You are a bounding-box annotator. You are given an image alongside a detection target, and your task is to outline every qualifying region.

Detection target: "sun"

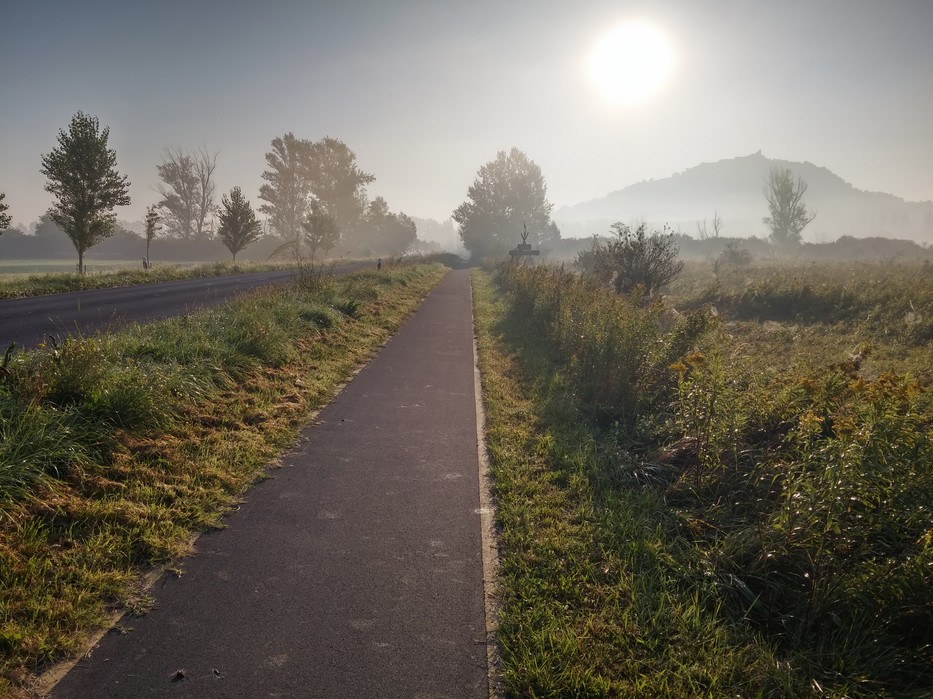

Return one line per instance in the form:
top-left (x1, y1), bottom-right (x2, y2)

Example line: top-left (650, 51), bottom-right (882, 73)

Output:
top-left (586, 20), bottom-right (676, 106)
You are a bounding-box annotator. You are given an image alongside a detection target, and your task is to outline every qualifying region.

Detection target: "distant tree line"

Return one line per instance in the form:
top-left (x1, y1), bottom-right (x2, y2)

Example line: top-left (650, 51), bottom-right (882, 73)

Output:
top-left (1, 112), bottom-right (423, 270)
top-left (6, 112), bottom-right (910, 273)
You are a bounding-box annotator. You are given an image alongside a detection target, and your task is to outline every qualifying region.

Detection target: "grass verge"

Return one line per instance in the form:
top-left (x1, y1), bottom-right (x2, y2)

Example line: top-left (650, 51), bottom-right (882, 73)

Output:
top-left (0, 262), bottom-right (447, 694)
top-left (473, 269), bottom-right (792, 697)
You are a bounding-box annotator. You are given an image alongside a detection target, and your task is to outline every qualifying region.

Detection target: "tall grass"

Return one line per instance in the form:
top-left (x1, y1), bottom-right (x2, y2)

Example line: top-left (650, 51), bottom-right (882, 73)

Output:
top-left (503, 265), bottom-right (709, 426)
top-left (670, 260), bottom-right (933, 344)
top-left (492, 262), bottom-right (932, 696)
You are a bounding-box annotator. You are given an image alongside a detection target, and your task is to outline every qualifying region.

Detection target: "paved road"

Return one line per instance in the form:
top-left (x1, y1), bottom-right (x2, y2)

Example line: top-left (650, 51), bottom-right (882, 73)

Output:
top-left (52, 268), bottom-right (489, 698)
top-left (0, 267), bottom-right (358, 349)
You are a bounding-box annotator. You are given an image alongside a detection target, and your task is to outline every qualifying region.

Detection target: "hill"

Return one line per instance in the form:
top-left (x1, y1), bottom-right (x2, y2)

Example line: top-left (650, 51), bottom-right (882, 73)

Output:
top-left (554, 152), bottom-right (933, 243)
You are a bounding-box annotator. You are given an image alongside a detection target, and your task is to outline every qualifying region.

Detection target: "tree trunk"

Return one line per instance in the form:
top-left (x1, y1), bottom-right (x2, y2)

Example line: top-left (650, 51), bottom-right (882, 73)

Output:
top-left (78, 249), bottom-right (84, 275)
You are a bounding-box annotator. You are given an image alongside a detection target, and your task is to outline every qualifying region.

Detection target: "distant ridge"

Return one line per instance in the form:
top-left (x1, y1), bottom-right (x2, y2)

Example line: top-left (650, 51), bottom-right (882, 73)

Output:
top-left (554, 152), bottom-right (933, 243)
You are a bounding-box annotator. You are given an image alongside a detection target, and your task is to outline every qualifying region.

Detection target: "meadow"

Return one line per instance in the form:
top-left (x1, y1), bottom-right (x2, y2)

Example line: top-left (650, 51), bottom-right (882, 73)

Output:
top-left (474, 259), bottom-right (931, 697)
top-left (0, 261), bottom-right (446, 692)
top-left (0, 260), bottom-right (294, 299)
top-left (0, 260), bottom-right (143, 279)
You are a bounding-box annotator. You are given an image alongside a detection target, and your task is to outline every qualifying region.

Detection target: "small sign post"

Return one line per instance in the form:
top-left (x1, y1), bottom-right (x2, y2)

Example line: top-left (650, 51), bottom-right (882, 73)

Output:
top-left (508, 223), bottom-right (540, 264)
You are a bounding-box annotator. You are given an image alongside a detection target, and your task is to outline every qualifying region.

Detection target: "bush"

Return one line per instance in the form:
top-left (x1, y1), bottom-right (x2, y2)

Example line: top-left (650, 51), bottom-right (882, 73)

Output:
top-left (713, 241), bottom-right (753, 271)
top-left (576, 223), bottom-right (684, 298)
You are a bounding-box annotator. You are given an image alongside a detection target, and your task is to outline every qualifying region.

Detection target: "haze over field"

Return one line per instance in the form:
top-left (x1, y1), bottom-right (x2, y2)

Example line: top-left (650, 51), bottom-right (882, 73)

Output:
top-left (2, 0), bottom-right (932, 243)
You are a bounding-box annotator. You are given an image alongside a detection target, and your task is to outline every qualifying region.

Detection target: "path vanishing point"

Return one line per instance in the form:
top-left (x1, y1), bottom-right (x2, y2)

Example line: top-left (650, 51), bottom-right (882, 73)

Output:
top-left (50, 269), bottom-right (495, 698)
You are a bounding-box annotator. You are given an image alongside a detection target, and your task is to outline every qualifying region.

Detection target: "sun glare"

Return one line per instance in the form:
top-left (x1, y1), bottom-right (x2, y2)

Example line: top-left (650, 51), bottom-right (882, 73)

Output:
top-left (586, 20), bottom-right (676, 106)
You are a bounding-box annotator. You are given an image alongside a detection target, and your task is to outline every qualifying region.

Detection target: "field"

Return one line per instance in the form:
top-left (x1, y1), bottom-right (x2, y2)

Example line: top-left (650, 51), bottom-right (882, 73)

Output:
top-left (0, 259), bottom-right (144, 280)
top-left (0, 260), bottom-right (295, 299)
top-left (474, 259), bottom-right (932, 697)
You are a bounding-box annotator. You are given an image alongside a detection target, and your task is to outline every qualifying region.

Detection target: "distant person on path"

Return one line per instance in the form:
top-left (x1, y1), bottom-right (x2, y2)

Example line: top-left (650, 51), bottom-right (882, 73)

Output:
top-left (377, 258), bottom-right (382, 271)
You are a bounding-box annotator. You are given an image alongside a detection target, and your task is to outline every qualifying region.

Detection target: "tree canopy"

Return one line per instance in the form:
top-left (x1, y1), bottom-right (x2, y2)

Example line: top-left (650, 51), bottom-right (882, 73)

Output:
top-left (259, 133), bottom-right (311, 242)
top-left (0, 192), bottom-right (11, 232)
top-left (156, 147), bottom-right (218, 240)
top-left (307, 137), bottom-right (374, 253)
top-left (763, 167), bottom-right (816, 246)
top-left (217, 187), bottom-right (261, 261)
top-left (40, 111), bottom-right (131, 273)
top-left (301, 200), bottom-right (340, 260)
top-left (452, 148), bottom-right (559, 259)
top-left (363, 196), bottom-right (417, 256)
top-left (259, 134), bottom-right (375, 255)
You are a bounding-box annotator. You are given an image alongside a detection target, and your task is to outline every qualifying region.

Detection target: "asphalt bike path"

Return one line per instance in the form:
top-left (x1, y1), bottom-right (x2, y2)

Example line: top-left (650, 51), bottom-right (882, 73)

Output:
top-left (52, 268), bottom-right (489, 698)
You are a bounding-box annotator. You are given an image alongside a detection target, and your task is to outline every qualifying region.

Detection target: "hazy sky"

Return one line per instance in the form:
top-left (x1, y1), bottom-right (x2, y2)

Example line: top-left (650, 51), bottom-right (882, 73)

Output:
top-left (2, 0), bottom-right (932, 229)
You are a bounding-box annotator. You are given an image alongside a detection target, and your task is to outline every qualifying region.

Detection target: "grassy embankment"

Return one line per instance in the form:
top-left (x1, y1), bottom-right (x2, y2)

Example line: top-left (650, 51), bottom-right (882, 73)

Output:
top-left (473, 261), bottom-right (931, 698)
top-left (0, 260), bottom-right (304, 299)
top-left (0, 262), bottom-right (447, 693)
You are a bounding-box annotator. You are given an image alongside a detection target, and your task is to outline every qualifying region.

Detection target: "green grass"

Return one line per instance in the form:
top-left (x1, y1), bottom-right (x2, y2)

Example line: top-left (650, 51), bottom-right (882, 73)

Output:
top-left (0, 260), bottom-right (296, 299)
top-left (0, 259), bottom-right (148, 279)
top-left (0, 262), bottom-right (448, 693)
top-left (475, 262), bottom-right (932, 698)
top-left (668, 259), bottom-right (933, 344)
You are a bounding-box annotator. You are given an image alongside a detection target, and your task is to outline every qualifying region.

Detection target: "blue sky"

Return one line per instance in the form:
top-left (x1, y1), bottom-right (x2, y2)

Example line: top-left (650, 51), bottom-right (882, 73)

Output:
top-left (2, 0), bottom-right (932, 228)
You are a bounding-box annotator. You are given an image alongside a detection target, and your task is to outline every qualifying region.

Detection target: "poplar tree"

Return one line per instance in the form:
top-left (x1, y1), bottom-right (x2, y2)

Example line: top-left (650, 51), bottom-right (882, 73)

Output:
top-left (217, 187), bottom-right (261, 262)
top-left (40, 112), bottom-right (131, 273)
top-left (144, 204), bottom-right (161, 264)
top-left (259, 133), bottom-right (312, 241)
top-left (763, 167), bottom-right (816, 246)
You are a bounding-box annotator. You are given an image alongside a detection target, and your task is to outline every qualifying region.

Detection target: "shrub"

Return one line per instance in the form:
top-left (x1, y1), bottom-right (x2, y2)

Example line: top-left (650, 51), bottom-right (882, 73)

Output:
top-left (577, 223), bottom-right (684, 298)
top-left (713, 241), bottom-right (753, 271)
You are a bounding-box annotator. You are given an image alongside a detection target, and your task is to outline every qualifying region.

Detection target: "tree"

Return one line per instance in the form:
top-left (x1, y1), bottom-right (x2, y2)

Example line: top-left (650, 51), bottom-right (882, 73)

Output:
top-left (301, 200), bottom-right (340, 260)
top-left (579, 223), bottom-right (684, 298)
top-left (193, 147), bottom-right (218, 239)
top-left (0, 192), bottom-right (11, 233)
top-left (763, 167), bottom-right (815, 246)
top-left (156, 146), bottom-right (218, 239)
top-left (696, 210), bottom-right (723, 239)
top-left (217, 187), bottom-right (261, 261)
top-left (386, 212), bottom-right (417, 256)
top-left (259, 133), bottom-right (312, 242)
top-left (452, 148), bottom-right (559, 259)
top-left (363, 197), bottom-right (417, 255)
top-left (306, 137), bottom-right (374, 253)
top-left (144, 204), bottom-right (161, 263)
top-left (40, 111), bottom-right (131, 274)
